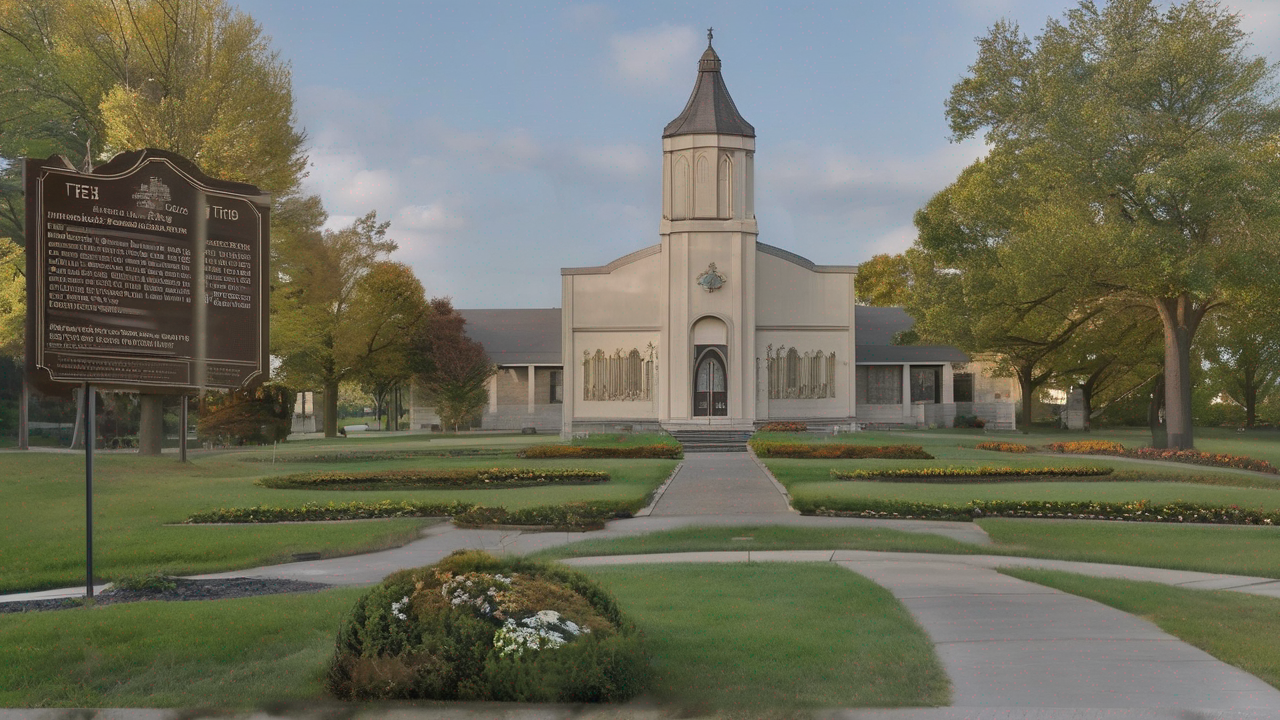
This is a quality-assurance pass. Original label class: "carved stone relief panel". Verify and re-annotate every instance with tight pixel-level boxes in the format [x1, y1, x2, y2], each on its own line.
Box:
[765, 345, 836, 399]
[582, 343, 659, 401]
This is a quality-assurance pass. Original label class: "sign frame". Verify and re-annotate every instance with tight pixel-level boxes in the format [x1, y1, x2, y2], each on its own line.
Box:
[24, 148, 271, 396]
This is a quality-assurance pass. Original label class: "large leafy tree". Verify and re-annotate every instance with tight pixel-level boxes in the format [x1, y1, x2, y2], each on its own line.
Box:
[942, 0, 1280, 448]
[273, 213, 429, 437]
[412, 299, 494, 432]
[855, 253, 912, 307]
[910, 168, 1108, 430]
[1200, 302, 1280, 428]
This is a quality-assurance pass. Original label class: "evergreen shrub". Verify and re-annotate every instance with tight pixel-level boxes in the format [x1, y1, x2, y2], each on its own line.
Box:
[325, 551, 649, 702]
[749, 440, 933, 459]
[519, 444, 681, 459]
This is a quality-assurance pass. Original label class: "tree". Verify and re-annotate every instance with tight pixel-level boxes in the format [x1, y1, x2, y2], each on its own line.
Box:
[273, 214, 429, 437]
[910, 172, 1107, 431]
[412, 299, 495, 432]
[943, 0, 1280, 448]
[855, 254, 912, 306]
[0, 238, 23, 358]
[1055, 308, 1164, 422]
[1200, 303, 1280, 427]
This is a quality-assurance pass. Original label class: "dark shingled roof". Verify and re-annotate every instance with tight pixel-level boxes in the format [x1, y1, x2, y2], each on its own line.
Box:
[457, 309, 562, 366]
[663, 44, 755, 138]
[854, 306, 969, 364]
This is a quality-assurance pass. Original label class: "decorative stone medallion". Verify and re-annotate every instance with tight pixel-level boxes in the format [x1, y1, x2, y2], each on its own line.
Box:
[696, 263, 726, 292]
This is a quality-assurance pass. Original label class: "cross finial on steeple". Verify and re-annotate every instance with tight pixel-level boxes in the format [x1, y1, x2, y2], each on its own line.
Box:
[707, 27, 714, 46]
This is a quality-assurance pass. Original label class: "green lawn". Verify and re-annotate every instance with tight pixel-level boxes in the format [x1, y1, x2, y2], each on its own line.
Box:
[1001, 569, 1280, 692]
[0, 442, 675, 593]
[0, 588, 363, 708]
[537, 520, 1280, 578]
[0, 562, 947, 712]
[580, 563, 949, 714]
[757, 429, 1280, 515]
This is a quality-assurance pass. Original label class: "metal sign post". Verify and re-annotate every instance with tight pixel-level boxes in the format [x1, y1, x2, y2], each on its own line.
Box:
[83, 382, 94, 602]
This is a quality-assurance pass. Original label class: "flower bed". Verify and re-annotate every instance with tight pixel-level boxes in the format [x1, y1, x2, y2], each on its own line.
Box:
[1045, 440, 1127, 455]
[184, 499, 638, 530]
[519, 444, 681, 459]
[240, 448, 513, 463]
[975, 441, 1031, 453]
[256, 468, 610, 491]
[830, 466, 1114, 483]
[453, 501, 638, 531]
[795, 497, 1280, 526]
[757, 422, 808, 433]
[1044, 441, 1277, 474]
[749, 440, 933, 460]
[326, 551, 648, 702]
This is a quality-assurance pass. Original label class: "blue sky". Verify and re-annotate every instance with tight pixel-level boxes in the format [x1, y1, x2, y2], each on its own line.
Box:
[233, 0, 1280, 308]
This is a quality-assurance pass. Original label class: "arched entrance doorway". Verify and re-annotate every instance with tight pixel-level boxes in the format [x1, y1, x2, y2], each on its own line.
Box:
[693, 350, 728, 417]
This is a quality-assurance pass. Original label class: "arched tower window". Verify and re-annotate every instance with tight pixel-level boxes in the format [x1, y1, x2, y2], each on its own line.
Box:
[695, 154, 713, 217]
[718, 155, 733, 218]
[671, 156, 690, 220]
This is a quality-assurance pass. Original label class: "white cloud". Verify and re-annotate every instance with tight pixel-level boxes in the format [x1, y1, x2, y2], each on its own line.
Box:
[396, 202, 466, 232]
[609, 24, 700, 88]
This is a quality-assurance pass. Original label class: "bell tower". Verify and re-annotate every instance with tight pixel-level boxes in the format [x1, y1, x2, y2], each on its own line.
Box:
[659, 30, 759, 426]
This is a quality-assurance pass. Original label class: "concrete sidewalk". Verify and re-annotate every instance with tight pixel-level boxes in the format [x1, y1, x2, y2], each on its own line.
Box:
[563, 550, 1280, 715]
[648, 451, 793, 515]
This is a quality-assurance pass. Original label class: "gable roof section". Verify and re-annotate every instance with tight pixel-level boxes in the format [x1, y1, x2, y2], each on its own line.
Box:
[457, 308, 562, 366]
[854, 306, 969, 364]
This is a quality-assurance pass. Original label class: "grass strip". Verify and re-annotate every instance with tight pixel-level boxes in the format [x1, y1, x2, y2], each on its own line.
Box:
[256, 467, 610, 491]
[999, 569, 1280, 692]
[535, 521, 1280, 579]
[831, 466, 1114, 482]
[0, 588, 363, 708]
[580, 563, 949, 712]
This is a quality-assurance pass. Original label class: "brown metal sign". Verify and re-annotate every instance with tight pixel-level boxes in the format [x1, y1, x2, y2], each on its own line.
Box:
[24, 149, 270, 393]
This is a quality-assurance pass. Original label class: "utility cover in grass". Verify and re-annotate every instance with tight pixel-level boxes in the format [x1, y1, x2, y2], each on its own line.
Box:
[325, 551, 648, 702]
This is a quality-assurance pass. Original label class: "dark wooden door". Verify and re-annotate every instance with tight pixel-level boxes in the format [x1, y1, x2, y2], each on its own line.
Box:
[694, 353, 728, 417]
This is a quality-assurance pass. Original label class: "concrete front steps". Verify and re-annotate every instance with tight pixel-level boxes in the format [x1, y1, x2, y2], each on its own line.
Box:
[666, 428, 755, 453]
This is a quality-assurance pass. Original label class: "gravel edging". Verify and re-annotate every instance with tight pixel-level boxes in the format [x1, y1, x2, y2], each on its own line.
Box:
[0, 577, 331, 614]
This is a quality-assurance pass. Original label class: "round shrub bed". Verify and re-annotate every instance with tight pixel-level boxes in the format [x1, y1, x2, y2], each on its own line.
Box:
[256, 468, 610, 491]
[749, 440, 933, 460]
[326, 551, 649, 702]
[830, 466, 1114, 482]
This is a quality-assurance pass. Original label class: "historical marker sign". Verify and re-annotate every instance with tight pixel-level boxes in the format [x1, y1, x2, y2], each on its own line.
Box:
[24, 149, 270, 393]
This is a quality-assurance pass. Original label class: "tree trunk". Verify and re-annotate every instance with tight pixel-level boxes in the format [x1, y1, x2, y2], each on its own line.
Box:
[138, 394, 164, 456]
[1148, 374, 1167, 449]
[1156, 295, 1202, 450]
[1018, 366, 1035, 434]
[1080, 383, 1094, 425]
[324, 380, 340, 437]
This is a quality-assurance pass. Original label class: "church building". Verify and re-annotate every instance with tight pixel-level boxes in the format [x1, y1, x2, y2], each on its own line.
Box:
[409, 39, 1019, 436]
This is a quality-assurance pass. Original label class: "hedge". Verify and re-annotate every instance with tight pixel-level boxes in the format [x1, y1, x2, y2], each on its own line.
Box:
[1045, 441, 1277, 474]
[749, 440, 933, 460]
[256, 468, 610, 490]
[757, 422, 808, 432]
[975, 441, 1031, 453]
[185, 499, 640, 530]
[519, 444, 682, 459]
[830, 466, 1114, 483]
[795, 497, 1280, 526]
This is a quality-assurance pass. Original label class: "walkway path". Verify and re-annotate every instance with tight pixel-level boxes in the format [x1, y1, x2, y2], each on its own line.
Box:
[565, 550, 1280, 716]
[648, 451, 792, 515]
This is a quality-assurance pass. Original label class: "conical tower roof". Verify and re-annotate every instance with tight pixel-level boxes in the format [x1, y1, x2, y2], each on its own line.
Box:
[663, 35, 755, 138]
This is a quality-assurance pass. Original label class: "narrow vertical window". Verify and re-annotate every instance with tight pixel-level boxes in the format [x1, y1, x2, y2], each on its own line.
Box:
[718, 155, 733, 218]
